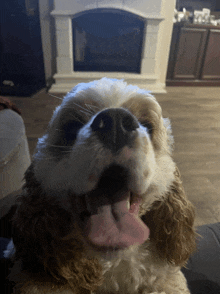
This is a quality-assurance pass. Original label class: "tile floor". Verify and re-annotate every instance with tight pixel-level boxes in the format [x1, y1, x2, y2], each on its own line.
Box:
[8, 86, 220, 227]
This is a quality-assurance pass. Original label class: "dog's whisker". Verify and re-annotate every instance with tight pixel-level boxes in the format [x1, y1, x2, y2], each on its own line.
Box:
[85, 103, 101, 112]
[46, 143, 71, 148]
[58, 106, 90, 116]
[69, 115, 85, 124]
[59, 105, 93, 117]
[54, 128, 64, 133]
[33, 156, 61, 160]
[70, 101, 94, 114]
[62, 104, 96, 120]
[60, 150, 72, 154]
[49, 93, 64, 100]
[124, 100, 136, 111]
[79, 109, 93, 118]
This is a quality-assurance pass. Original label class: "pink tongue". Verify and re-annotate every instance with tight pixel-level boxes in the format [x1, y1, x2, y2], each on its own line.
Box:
[85, 192, 149, 249]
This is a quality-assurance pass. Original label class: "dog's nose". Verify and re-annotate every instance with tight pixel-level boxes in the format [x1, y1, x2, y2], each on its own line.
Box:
[91, 108, 139, 152]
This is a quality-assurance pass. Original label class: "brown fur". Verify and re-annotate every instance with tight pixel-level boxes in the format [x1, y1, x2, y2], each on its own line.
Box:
[11, 164, 103, 293]
[143, 167, 196, 266]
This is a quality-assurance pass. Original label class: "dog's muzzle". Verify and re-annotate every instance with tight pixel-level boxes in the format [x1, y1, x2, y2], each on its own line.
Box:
[77, 165, 150, 251]
[91, 108, 139, 153]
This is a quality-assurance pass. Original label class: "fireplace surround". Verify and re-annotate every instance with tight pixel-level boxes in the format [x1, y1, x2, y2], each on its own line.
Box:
[50, 0, 174, 93]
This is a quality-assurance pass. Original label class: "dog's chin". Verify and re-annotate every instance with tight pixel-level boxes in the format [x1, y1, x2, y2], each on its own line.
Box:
[72, 165, 150, 252]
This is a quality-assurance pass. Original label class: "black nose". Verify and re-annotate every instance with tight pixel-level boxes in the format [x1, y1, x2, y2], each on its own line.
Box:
[91, 108, 139, 152]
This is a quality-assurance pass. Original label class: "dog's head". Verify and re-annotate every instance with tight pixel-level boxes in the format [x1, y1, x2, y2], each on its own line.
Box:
[12, 79, 195, 291]
[31, 78, 176, 250]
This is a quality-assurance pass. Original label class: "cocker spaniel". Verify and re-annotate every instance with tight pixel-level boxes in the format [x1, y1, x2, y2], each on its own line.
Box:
[9, 78, 196, 293]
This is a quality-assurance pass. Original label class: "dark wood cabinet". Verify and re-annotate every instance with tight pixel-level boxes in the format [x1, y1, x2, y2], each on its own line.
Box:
[201, 29, 220, 80]
[173, 28, 208, 80]
[167, 23, 220, 86]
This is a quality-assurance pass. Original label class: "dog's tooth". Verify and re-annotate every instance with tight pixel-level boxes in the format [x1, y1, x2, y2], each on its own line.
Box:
[127, 198, 130, 210]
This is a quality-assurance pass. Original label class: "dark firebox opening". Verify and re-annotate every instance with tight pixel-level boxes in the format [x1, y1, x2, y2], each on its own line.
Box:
[72, 9, 145, 73]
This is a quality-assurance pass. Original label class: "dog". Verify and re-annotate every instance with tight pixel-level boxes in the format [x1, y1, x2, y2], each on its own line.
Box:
[9, 78, 196, 293]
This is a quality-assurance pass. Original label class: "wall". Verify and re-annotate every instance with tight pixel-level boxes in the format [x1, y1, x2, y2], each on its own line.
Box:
[39, 0, 56, 87]
[157, 0, 176, 86]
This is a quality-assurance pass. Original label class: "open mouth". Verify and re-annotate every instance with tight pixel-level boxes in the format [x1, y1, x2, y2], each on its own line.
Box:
[76, 165, 150, 250]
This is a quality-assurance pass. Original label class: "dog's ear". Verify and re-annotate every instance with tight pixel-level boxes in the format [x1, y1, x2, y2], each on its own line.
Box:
[143, 167, 196, 266]
[11, 164, 103, 292]
[12, 163, 73, 270]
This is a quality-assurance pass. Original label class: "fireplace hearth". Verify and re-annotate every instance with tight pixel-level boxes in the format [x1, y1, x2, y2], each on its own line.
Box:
[50, 0, 174, 94]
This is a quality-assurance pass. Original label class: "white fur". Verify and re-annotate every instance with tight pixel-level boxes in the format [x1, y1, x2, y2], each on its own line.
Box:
[33, 78, 175, 207]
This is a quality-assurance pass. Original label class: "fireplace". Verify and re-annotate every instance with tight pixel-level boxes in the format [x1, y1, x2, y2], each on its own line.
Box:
[50, 0, 173, 93]
[73, 10, 144, 73]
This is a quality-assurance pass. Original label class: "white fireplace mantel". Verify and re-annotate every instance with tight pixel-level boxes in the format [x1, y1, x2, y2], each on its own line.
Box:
[49, 0, 174, 94]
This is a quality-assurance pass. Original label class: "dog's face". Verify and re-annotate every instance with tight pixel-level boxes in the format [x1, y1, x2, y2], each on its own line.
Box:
[33, 78, 175, 252]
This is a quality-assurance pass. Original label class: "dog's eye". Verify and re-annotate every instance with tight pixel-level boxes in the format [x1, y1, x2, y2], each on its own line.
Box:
[141, 121, 153, 136]
[62, 120, 84, 142]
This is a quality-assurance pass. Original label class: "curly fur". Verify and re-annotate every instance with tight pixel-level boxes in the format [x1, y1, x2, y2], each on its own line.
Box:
[8, 78, 196, 294]
[11, 165, 103, 293]
[144, 167, 195, 266]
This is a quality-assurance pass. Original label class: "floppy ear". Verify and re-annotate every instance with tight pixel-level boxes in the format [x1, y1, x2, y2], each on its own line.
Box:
[143, 167, 196, 266]
[11, 163, 103, 292]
